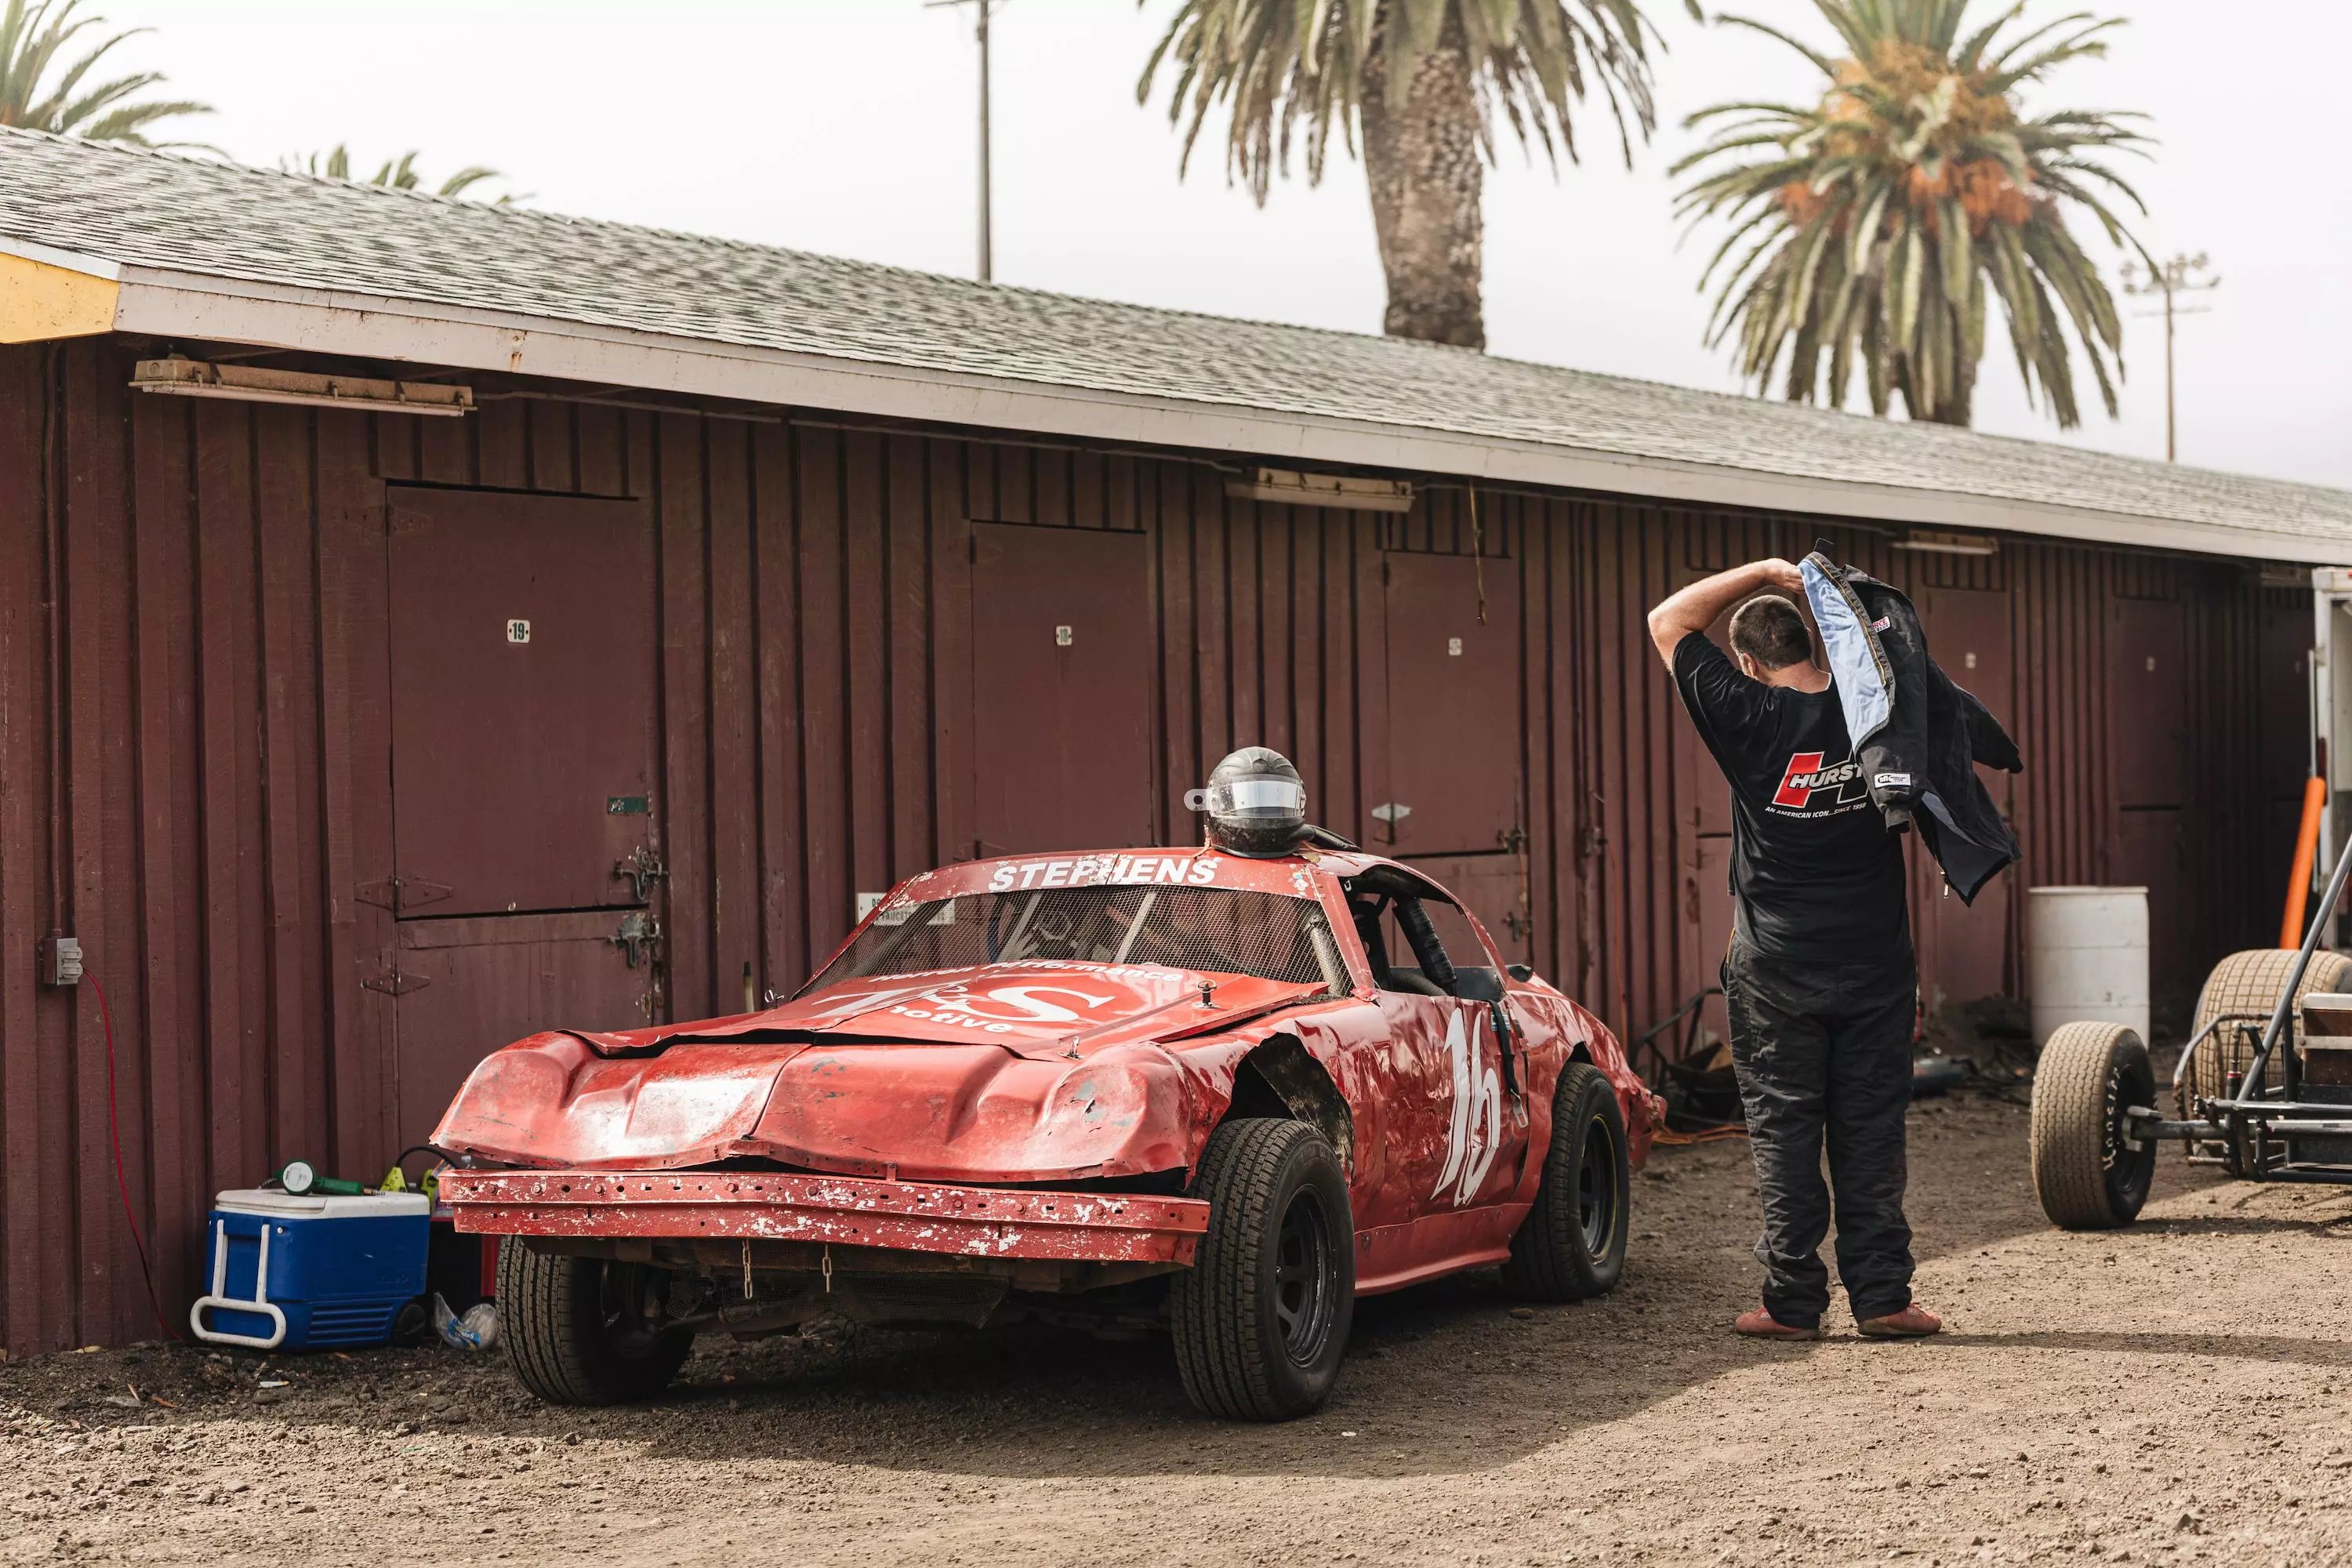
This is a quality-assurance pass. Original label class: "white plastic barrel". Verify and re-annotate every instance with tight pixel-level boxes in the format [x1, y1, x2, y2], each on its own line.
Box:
[2026, 886, 2151, 1047]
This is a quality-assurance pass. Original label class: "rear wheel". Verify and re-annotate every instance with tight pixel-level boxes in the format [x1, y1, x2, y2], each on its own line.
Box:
[496, 1241, 692, 1406]
[1501, 1062, 1630, 1301]
[2031, 1022, 2158, 1230]
[1171, 1119, 1354, 1422]
[2183, 949, 2352, 1116]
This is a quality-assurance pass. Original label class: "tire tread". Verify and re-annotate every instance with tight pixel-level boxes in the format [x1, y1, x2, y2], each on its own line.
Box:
[496, 1241, 687, 1406]
[2183, 949, 2352, 1113]
[1500, 1063, 1628, 1302]
[2031, 1021, 2145, 1231]
[1171, 1119, 1345, 1422]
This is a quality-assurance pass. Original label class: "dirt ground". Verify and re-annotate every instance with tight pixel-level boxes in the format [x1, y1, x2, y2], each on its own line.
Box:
[8, 1087, 2352, 1567]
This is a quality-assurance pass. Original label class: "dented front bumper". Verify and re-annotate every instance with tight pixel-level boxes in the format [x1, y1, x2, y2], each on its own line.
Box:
[438, 1169, 1210, 1265]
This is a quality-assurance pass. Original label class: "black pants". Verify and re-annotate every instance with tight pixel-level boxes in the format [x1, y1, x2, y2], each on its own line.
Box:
[1721, 935, 1917, 1329]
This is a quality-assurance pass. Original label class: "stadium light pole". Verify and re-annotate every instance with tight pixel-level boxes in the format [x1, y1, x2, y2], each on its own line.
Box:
[2120, 252, 2221, 463]
[927, 0, 1002, 282]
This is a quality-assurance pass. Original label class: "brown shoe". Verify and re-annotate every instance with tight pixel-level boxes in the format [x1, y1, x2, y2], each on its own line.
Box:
[1858, 1304, 1944, 1338]
[1734, 1307, 1824, 1341]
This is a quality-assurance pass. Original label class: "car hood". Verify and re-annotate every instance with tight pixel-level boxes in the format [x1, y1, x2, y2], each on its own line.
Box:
[431, 964, 1327, 1181]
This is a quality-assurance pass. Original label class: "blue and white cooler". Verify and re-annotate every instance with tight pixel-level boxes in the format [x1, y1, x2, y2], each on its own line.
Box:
[190, 1189, 430, 1351]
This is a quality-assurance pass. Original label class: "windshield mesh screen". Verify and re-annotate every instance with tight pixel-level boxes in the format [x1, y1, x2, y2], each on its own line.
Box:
[810, 885, 1342, 991]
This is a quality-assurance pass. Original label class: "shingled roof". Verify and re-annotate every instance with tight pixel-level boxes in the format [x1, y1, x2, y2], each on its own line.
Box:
[2, 125, 2343, 562]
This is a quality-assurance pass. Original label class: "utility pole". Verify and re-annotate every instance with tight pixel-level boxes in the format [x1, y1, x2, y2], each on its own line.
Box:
[2120, 252, 2220, 463]
[927, 0, 1000, 282]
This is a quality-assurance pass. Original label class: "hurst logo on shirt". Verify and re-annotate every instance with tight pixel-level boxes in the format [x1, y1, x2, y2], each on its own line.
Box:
[1771, 751, 1866, 812]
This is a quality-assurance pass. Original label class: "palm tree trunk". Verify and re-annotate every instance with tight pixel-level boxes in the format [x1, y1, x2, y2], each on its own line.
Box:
[1360, 16, 1485, 350]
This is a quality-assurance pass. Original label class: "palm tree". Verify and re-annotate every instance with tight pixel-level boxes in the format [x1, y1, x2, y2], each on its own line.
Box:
[1675, 0, 2151, 428]
[1140, 0, 1693, 350]
[0, 0, 209, 147]
[296, 144, 511, 203]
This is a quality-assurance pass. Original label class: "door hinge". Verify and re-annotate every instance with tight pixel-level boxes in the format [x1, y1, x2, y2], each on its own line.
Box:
[611, 909, 662, 969]
[354, 877, 453, 914]
[612, 847, 670, 904]
[361, 967, 430, 997]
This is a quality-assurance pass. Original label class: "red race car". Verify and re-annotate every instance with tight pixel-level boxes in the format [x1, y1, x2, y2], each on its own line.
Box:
[435, 756, 1659, 1421]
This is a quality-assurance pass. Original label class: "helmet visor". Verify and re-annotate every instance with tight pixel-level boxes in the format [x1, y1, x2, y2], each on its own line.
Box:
[1207, 777, 1306, 820]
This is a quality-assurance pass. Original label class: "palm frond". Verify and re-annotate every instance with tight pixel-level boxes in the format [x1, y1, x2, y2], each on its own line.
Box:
[1680, 0, 2143, 427]
[1138, 0, 1675, 198]
[0, 0, 207, 143]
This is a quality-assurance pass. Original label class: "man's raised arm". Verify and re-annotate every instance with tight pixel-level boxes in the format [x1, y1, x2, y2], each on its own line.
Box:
[1645, 557, 1805, 669]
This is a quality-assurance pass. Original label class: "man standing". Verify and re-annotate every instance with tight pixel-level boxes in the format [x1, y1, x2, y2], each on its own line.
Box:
[1647, 558, 1941, 1341]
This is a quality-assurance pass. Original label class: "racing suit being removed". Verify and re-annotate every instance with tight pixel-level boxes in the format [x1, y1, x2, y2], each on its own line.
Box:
[1674, 631, 1917, 1330]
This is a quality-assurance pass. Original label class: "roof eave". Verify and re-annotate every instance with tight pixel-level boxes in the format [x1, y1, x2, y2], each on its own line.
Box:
[106, 263, 2352, 567]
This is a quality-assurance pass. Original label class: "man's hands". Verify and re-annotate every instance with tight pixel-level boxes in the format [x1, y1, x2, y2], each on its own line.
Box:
[1646, 557, 1806, 668]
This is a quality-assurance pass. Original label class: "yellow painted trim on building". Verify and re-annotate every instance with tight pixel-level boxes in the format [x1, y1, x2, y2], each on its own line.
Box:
[0, 251, 119, 343]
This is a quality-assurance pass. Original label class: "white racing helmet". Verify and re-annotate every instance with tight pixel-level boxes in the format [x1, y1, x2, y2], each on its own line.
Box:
[1196, 747, 1308, 857]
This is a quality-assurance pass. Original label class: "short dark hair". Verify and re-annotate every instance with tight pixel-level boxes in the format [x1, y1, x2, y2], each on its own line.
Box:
[1730, 594, 1812, 671]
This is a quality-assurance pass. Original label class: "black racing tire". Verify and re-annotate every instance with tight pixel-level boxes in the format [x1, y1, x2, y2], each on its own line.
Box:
[495, 1241, 693, 1406]
[1171, 1119, 1355, 1422]
[1500, 1062, 1631, 1301]
[2031, 1022, 2158, 1231]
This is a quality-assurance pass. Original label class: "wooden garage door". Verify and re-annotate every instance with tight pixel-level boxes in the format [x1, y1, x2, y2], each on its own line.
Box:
[1916, 586, 2016, 1009]
[970, 523, 1154, 855]
[1381, 552, 1522, 856]
[384, 487, 661, 1149]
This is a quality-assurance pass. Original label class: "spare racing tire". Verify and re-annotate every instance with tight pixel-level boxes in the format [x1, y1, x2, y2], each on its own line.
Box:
[2031, 1021, 2157, 1230]
[1171, 1118, 1354, 1422]
[497, 1242, 692, 1406]
[2180, 949, 2352, 1116]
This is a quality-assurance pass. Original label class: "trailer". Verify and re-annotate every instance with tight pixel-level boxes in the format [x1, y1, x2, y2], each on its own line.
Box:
[2032, 909, 2352, 1227]
[2028, 569, 2352, 1226]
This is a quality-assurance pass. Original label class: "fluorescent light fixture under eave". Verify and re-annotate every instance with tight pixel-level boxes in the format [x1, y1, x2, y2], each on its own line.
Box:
[1226, 466, 1414, 514]
[131, 358, 474, 416]
[1889, 528, 1999, 557]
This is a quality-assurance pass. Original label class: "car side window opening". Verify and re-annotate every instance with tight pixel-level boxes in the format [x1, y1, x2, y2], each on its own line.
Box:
[1345, 877, 1506, 1004]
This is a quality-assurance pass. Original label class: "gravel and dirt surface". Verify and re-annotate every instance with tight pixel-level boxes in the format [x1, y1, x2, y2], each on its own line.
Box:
[8, 1087, 2352, 1566]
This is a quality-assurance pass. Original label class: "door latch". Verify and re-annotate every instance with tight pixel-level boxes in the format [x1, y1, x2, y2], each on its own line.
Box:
[361, 967, 430, 997]
[1488, 1000, 1523, 1102]
[610, 910, 662, 969]
[354, 877, 453, 914]
[612, 847, 669, 904]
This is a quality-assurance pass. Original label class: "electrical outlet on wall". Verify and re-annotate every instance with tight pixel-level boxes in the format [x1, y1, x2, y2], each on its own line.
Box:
[38, 936, 82, 987]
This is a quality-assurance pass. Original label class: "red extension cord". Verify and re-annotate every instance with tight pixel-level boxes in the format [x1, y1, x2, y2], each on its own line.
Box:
[89, 972, 180, 1342]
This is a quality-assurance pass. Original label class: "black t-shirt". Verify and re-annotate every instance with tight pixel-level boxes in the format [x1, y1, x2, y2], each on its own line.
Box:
[1672, 633, 1909, 964]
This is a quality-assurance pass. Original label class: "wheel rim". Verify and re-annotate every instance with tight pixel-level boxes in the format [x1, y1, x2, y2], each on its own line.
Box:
[2107, 1059, 2158, 1210]
[1577, 1112, 1621, 1256]
[1272, 1185, 1338, 1367]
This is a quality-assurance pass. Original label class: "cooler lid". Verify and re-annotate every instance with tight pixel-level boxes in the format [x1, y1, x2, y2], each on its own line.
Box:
[212, 1189, 430, 1218]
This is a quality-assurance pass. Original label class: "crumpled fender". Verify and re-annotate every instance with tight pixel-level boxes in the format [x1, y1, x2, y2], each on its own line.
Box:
[746, 1040, 1194, 1183]
[1563, 999, 1660, 1171]
[431, 1032, 810, 1170]
[434, 1027, 1200, 1183]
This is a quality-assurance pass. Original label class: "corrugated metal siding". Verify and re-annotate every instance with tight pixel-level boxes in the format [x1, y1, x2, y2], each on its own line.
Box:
[0, 335, 2310, 1352]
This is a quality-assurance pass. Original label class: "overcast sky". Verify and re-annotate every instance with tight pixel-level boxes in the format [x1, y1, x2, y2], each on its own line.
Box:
[103, 1, 2350, 491]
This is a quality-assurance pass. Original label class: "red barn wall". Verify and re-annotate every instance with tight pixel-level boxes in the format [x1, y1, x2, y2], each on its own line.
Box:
[0, 336, 2307, 1352]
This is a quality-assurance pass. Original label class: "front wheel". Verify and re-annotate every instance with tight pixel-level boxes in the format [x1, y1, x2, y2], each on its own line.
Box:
[1171, 1119, 1355, 1421]
[2030, 1021, 2158, 1231]
[1500, 1062, 1630, 1301]
[496, 1241, 693, 1405]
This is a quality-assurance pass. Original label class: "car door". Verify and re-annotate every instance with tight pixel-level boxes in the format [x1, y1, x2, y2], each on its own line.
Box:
[1374, 890, 1529, 1218]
